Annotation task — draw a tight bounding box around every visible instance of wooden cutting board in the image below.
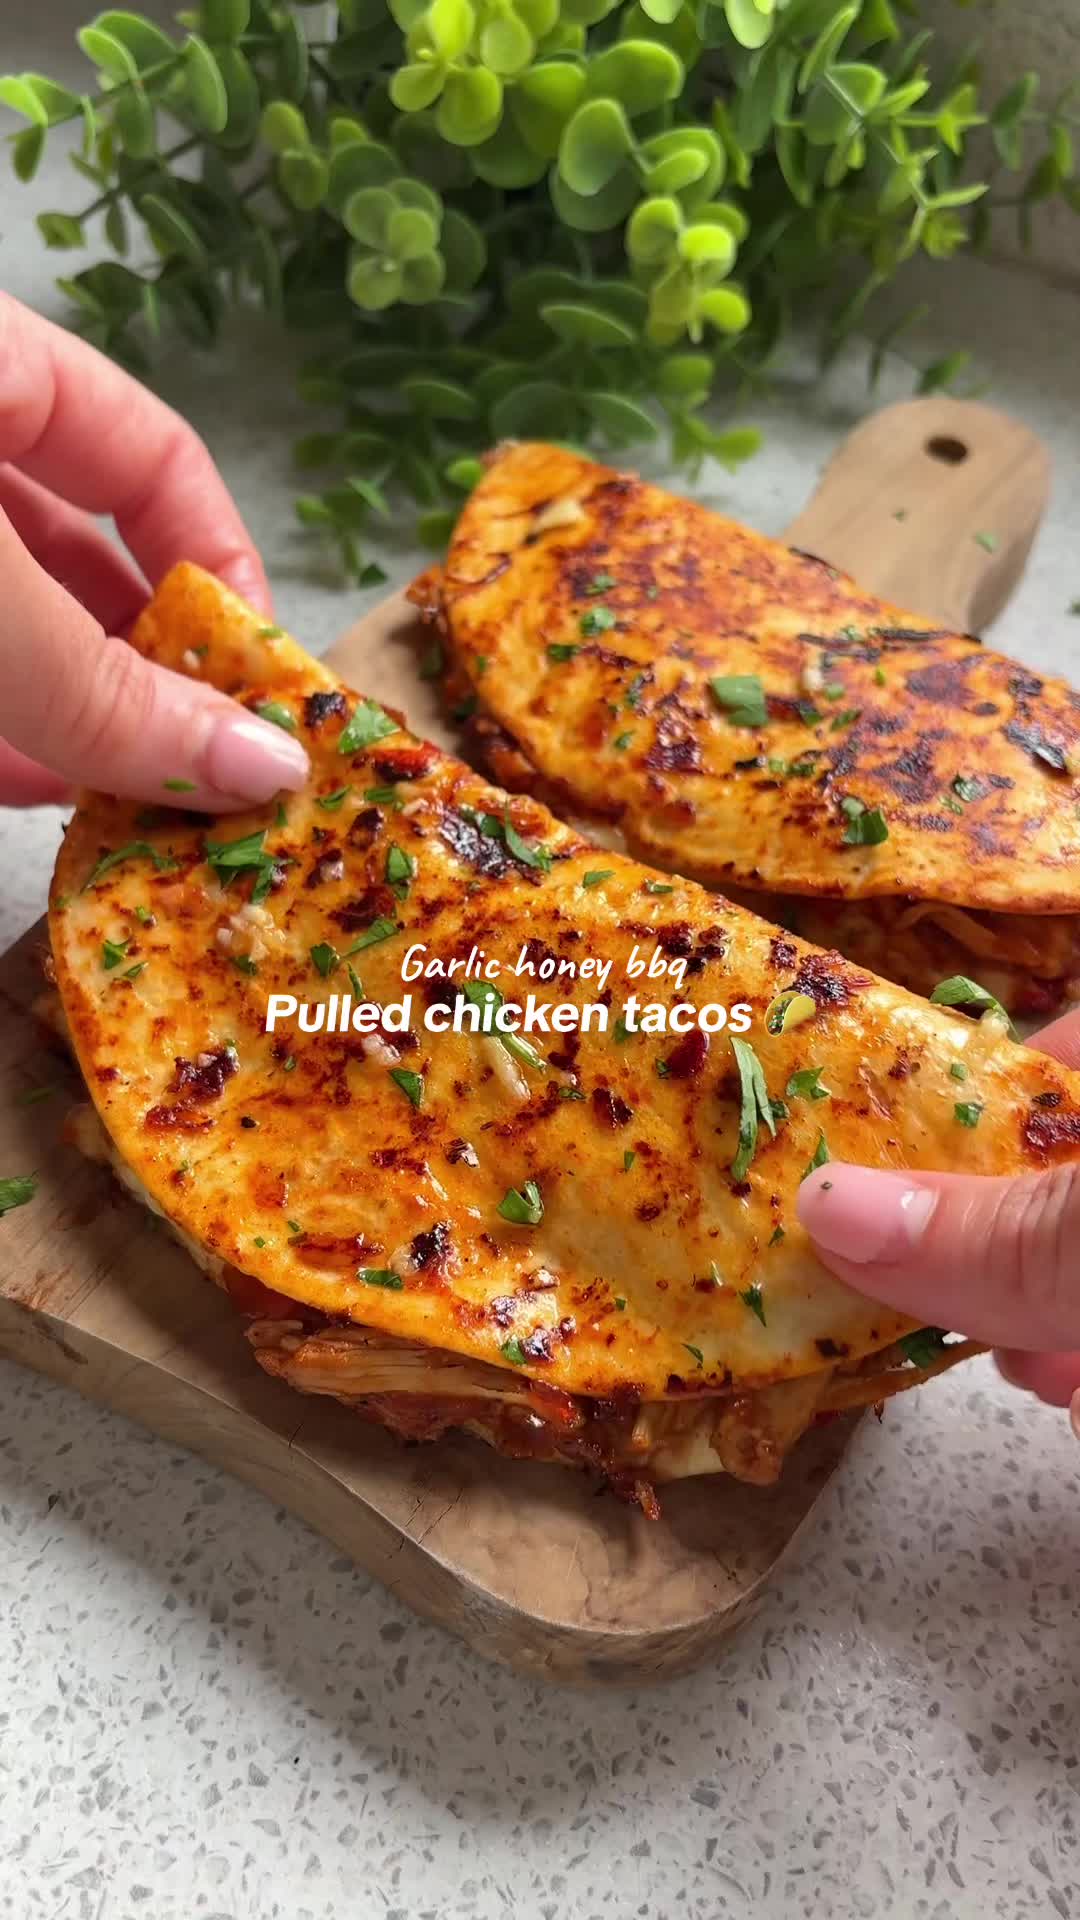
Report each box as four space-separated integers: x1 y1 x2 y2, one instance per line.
0 396 1050 1683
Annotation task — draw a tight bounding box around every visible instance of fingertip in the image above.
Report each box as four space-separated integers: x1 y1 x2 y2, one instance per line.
216 553 274 617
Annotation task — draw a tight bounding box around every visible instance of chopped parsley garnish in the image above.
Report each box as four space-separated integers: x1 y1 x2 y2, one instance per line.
655 1058 670 1078
475 655 489 676
359 1267 404 1290
364 785 403 809
390 1067 424 1110
952 775 983 804
0 1175 37 1218
231 954 259 977
582 870 614 889
613 1016 632 1044
684 1343 704 1367
255 700 297 732
644 880 673 895
801 1130 831 1180
346 963 364 1001
498 1180 544 1226
558 1086 585 1101
974 530 997 553
338 698 399 754
709 674 768 729
623 1150 636 1172
385 843 416 899
786 1066 830 1102
613 731 634 751
829 708 861 732
548 642 582 663
257 623 284 639
950 1061 968 1082
579 605 616 636
461 979 546 1073
768 1225 785 1247
739 1282 766 1326
823 681 845 702
614 1296 627 1311
503 813 551 871
316 786 352 811
874 666 887 687
730 1036 777 1181
163 778 196 792
275 802 288 828
101 937 130 971
930 974 1016 1038
624 672 646 710
121 962 147 982
83 841 176 892
282 1056 297 1073
500 1337 527 1366
288 1219 303 1235
253 1236 266 1248
205 827 275 901
899 1326 948 1369
345 917 400 952
797 700 822 727
587 571 616 594
954 1101 984 1128
310 942 339 978
841 797 889 846
134 905 153 925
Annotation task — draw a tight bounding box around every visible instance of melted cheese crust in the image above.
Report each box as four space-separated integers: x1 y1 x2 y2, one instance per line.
432 442 1080 929
48 563 1080 1409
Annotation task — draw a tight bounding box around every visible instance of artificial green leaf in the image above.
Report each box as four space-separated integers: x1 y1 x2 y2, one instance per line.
37 211 86 249
470 118 548 187
114 85 156 157
627 194 682 264
585 41 684 117
182 35 229 134
401 375 476 418
261 98 308 152
12 125 46 181
390 61 444 113
481 13 534 74
540 300 636 347
558 97 633 195
436 65 502 146
725 0 774 51
279 148 329 210
585 391 658 444
510 60 585 157
202 0 250 37
92 11 176 69
77 24 139 81
438 206 486 287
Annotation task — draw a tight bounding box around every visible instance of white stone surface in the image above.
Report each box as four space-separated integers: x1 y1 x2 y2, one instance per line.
3 8 1080 1919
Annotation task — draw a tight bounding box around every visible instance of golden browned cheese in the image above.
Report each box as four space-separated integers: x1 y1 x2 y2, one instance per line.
430 443 1080 1004
49 564 1080 1409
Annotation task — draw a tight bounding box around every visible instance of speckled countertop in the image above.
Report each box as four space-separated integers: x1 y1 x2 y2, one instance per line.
4 10 1080 1918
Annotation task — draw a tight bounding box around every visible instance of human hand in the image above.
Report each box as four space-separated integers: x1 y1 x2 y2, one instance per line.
0 293 309 811
798 1004 1080 1434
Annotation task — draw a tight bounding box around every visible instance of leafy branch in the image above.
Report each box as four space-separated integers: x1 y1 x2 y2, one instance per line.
1 0 1076 580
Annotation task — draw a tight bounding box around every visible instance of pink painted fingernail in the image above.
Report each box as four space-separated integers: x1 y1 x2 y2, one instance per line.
201 711 309 801
797 1164 938 1265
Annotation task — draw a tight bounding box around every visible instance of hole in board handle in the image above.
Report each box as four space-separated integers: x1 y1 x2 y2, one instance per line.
925 434 969 466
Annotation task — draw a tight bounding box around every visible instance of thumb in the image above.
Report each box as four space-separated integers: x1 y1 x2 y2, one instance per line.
797 1160 1080 1352
0 512 309 811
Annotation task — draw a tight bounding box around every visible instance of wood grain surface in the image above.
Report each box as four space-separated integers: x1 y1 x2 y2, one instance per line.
0 396 1050 1682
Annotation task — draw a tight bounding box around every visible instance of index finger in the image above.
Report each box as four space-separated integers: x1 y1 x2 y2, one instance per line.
0 293 271 611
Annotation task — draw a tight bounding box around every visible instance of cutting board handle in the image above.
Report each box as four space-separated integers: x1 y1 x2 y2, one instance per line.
783 395 1051 634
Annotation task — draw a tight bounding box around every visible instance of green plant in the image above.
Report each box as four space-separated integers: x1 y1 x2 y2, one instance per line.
2 2 1077 579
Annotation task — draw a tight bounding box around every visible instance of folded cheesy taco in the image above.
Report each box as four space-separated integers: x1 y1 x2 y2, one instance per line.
415 442 1080 1017
46 564 1080 1512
